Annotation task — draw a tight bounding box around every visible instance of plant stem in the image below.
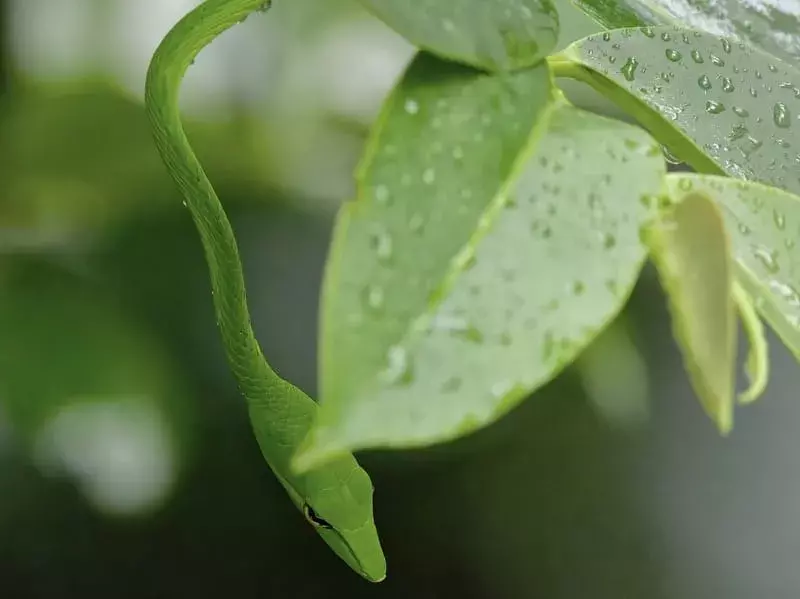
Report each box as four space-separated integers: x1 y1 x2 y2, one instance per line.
547 54 725 177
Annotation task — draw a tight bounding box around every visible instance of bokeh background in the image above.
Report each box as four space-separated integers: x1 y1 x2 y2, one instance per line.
4 1 800 597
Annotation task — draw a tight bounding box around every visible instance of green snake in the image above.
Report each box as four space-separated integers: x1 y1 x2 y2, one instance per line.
144 0 386 581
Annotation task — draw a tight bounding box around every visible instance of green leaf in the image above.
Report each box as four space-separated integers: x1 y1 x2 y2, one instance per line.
570 0 800 64
665 174 800 368
316 54 556 441
732 280 769 404
643 189 736 433
559 27 800 195
296 102 666 470
359 0 559 71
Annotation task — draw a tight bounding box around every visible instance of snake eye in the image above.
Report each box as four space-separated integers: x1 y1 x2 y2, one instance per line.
303 504 333 529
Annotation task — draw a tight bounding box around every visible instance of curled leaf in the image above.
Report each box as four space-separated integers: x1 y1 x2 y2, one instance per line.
643 190 736 433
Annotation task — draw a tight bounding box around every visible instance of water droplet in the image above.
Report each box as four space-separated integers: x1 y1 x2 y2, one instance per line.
750 87 759 98
642 27 655 38
752 245 779 273
620 57 639 82
602 32 611 42
665 48 682 62
432 313 484 344
705 100 726 114
769 63 779 73
769 280 800 306
721 38 732 53
573 281 586 296
774 209 787 230
491 381 514 399
422 168 436 184
728 123 748 141
732 106 749 117
370 230 393 262
602 232 617 249
678 178 693 192
690 49 704 63
710 54 725 67
747 136 763 153
383 345 413 386
698 74 712 90
661 32 672 42
404 99 419 114
721 77 735 92
738 222 751 235
374 184 390 204
786 238 796 250
365 285 385 311
774 102 791 128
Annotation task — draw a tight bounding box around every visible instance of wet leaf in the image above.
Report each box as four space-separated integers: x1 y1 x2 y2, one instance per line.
571 0 800 65
560 27 800 195
643 189 736 433
666 174 800 368
360 0 559 71
313 54 555 447
295 102 665 470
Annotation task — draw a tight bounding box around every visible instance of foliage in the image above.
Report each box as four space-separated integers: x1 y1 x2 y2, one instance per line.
138 0 800 580
293 4 800 469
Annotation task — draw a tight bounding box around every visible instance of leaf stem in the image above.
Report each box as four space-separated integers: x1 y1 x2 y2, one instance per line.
547 54 725 176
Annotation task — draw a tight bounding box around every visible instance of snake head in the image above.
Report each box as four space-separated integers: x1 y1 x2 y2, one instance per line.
300 460 386 582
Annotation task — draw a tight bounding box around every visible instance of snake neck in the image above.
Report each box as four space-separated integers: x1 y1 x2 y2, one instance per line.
144 0 282 406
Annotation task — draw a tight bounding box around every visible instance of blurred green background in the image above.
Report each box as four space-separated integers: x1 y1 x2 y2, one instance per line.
4 1 800 597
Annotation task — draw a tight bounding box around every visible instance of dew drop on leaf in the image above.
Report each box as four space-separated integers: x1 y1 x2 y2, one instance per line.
690 49 704 63
404 99 419 115
773 102 791 128
365 285 385 311
620 57 638 82
370 230 394 262
773 209 787 230
769 280 800 306
705 100 726 114
383 345 413 386
374 184 390 204
698 74 712 90
665 48 682 62
721 77 735 92
752 245 779 273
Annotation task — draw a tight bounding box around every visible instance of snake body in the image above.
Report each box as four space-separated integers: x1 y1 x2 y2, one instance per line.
144 0 385 581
